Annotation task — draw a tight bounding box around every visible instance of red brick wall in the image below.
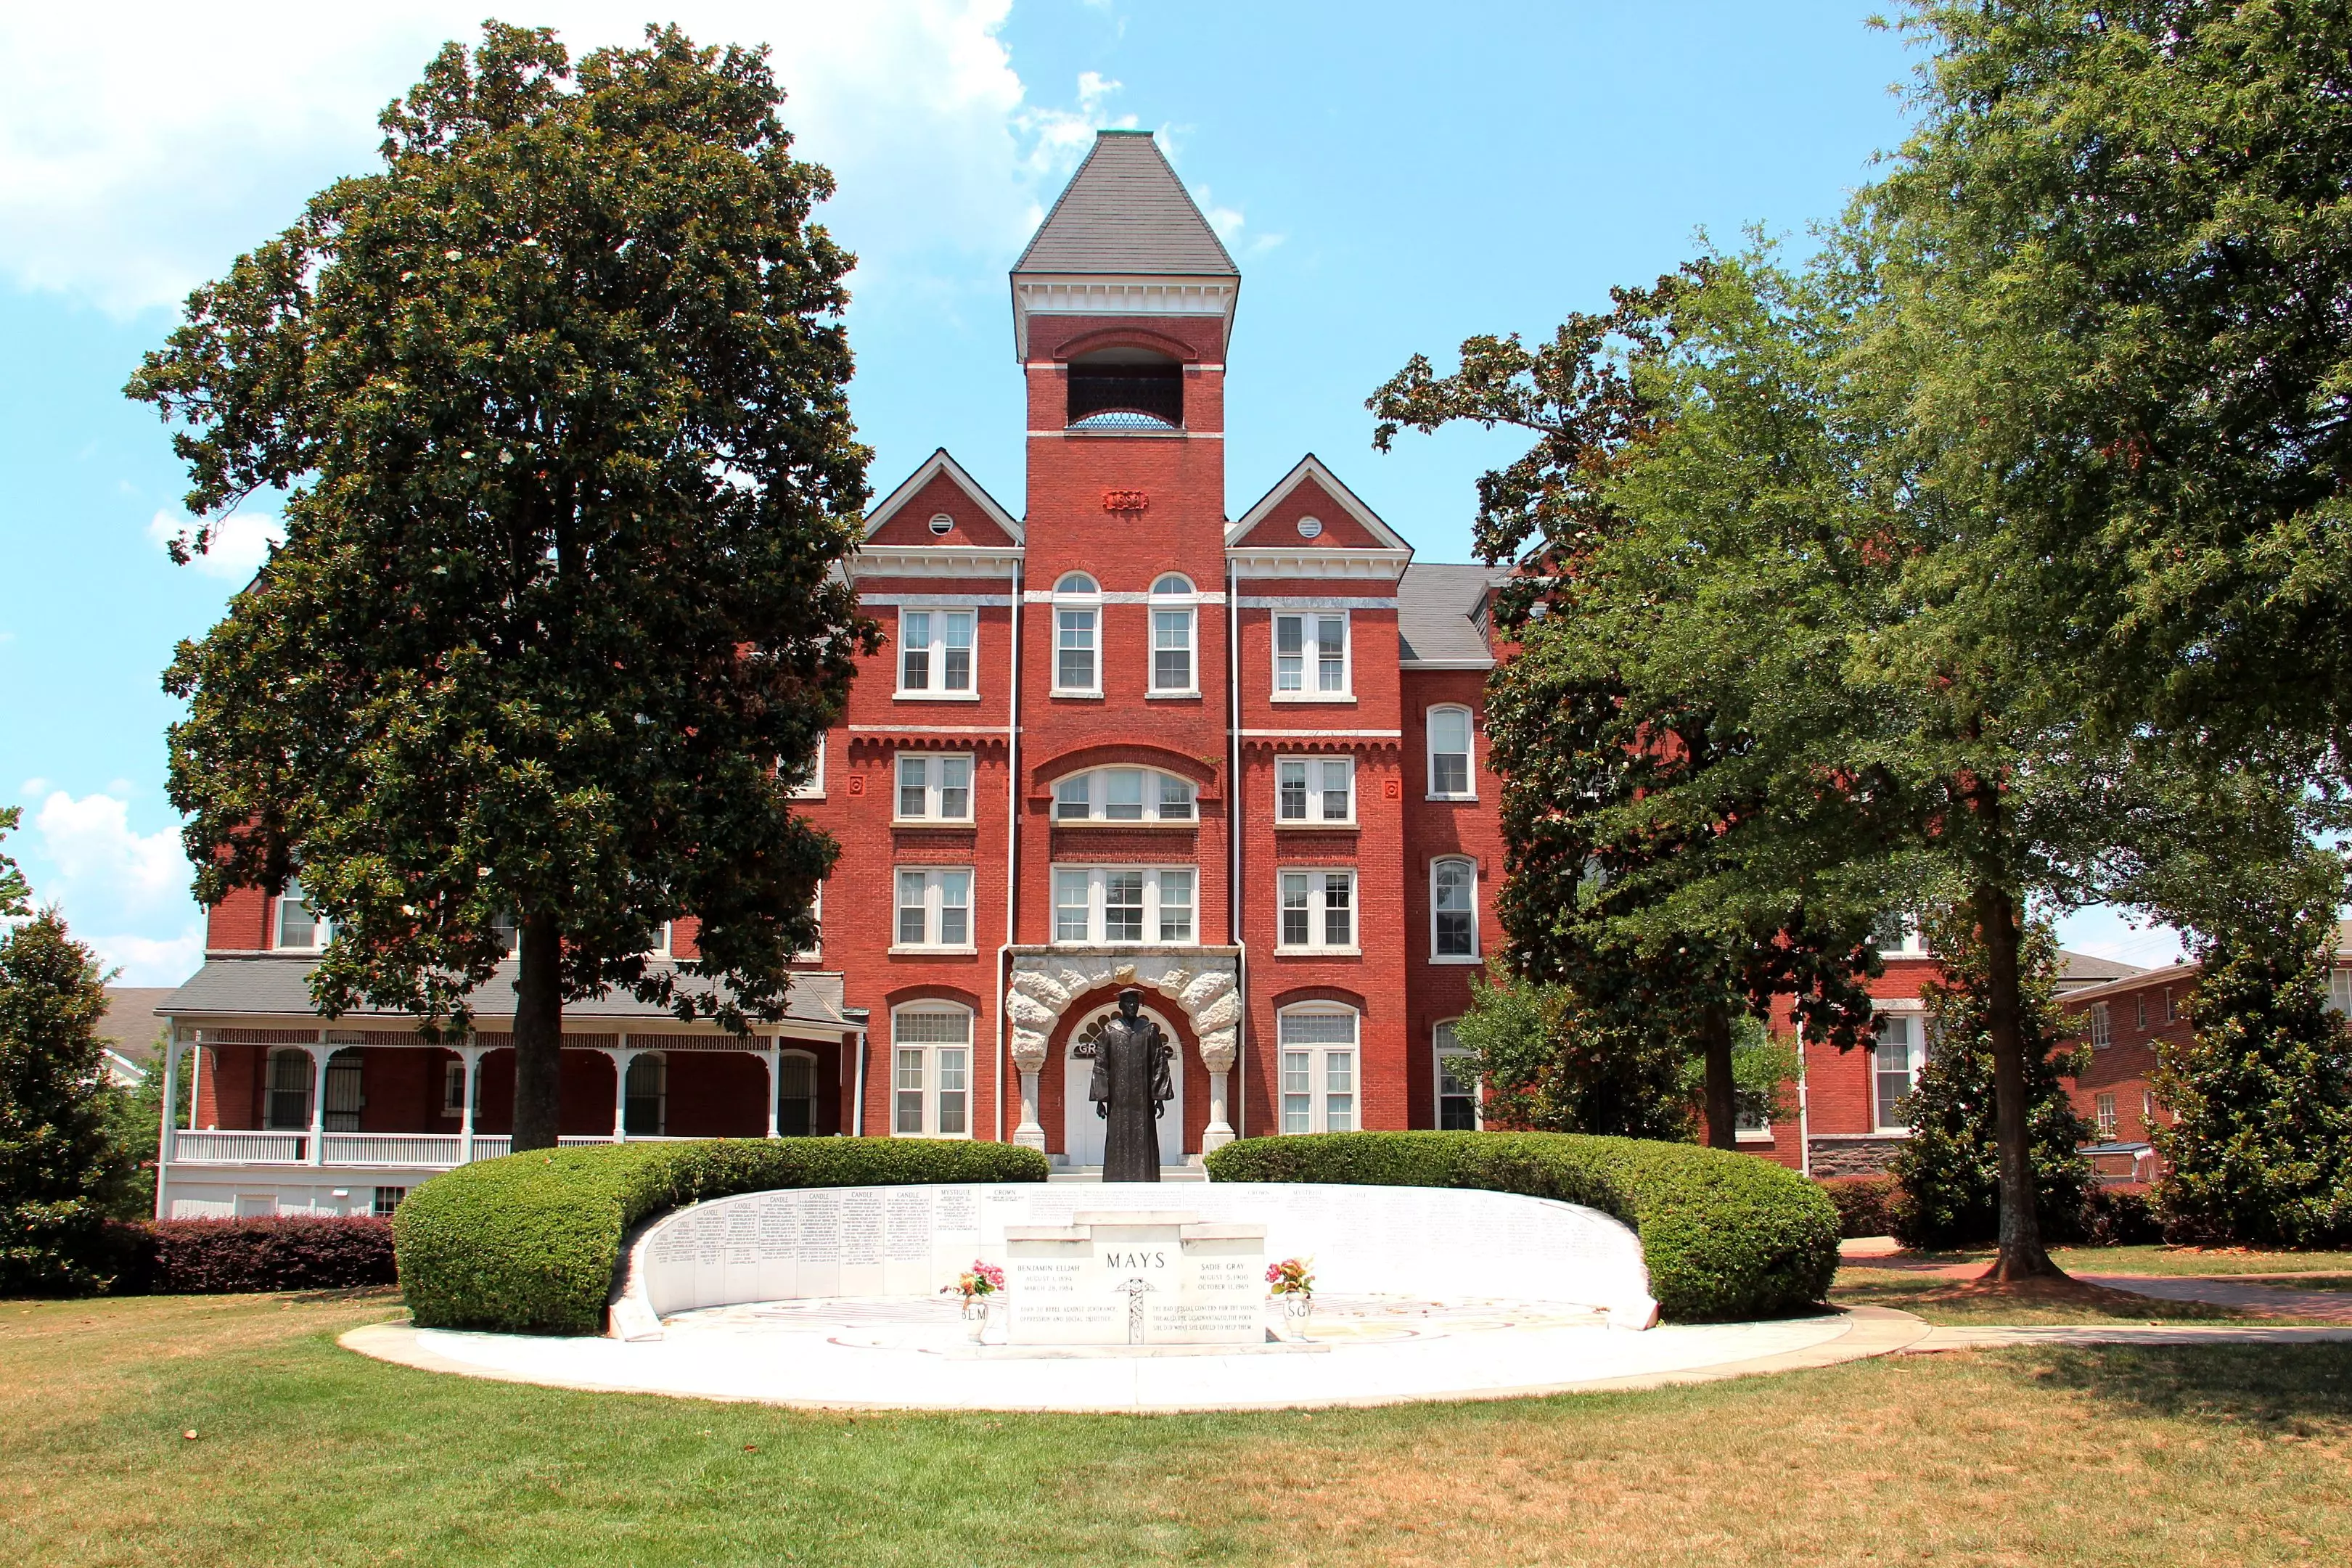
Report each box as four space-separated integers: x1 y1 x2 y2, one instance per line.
1399 668 1505 1128
2060 972 2196 1144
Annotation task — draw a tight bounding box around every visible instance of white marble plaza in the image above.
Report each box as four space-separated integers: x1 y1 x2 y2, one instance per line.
355 1294 1874 1412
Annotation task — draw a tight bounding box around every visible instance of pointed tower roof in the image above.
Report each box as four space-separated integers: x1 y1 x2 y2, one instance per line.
1009 131 1242 361
1014 131 1239 278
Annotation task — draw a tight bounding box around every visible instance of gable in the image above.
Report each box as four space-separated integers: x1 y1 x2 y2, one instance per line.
864 451 1022 548
1226 456 1411 552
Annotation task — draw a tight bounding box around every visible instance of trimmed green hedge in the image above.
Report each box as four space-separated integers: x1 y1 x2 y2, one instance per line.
394 1138 1049 1334
1205 1130 1838 1322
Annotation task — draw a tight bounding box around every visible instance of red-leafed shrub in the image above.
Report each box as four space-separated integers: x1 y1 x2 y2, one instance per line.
121 1216 397 1294
1816 1175 1901 1239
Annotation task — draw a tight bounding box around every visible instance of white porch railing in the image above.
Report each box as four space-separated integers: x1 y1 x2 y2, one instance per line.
172 1130 306 1164
319 1133 465 1167
167 1130 705 1168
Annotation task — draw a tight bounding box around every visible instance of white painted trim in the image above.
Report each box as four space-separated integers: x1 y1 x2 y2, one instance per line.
848 724 1012 735
1239 728 1401 738
1236 596 1397 611
853 549 1025 580
860 594 1014 608
1227 551 1411 580
1021 590 1227 605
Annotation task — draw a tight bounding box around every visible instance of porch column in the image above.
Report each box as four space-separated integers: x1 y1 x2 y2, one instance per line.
154 1026 184 1220
762 1041 781 1138
1015 1070 1045 1151
1199 1025 1239 1154
604 1038 638 1143
457 1043 485 1164
303 1039 332 1165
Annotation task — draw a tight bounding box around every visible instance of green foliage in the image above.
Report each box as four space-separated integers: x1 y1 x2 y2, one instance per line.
0 913 138 1294
1890 909 2093 1249
396 1138 1049 1334
96 1033 188 1222
2155 899 2352 1247
1206 1130 1839 1322
1695 1014 1798 1133
127 23 871 1060
1450 966 1694 1139
0 805 27 918
1816 1175 1901 1240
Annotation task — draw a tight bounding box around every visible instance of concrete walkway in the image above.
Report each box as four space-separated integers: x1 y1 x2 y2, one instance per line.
1914 1322 2352 1351
2080 1274 2352 1323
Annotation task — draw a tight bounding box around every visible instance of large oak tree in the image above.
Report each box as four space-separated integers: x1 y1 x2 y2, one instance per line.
131 24 872 1150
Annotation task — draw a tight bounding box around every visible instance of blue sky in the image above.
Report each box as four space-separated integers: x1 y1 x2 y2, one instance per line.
0 1 2187 981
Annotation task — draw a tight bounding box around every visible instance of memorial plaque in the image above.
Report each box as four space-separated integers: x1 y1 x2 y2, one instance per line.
1004 1212 1266 1347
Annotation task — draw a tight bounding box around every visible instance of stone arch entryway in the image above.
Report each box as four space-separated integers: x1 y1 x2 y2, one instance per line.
1005 947 1240 1155
1058 1001 1187 1170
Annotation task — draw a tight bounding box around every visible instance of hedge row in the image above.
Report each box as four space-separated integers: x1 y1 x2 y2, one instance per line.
1819 1174 2166 1248
394 1138 1049 1334
120 1216 398 1293
1205 1130 1840 1322
1817 1175 1902 1240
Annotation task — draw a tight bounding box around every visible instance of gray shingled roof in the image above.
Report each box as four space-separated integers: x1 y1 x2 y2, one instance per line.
156 955 854 1031
1013 131 1238 278
1397 563 1503 665
2054 949 2150 993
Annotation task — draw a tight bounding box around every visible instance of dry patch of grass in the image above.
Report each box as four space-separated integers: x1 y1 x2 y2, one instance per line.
2052 1246 2352 1276
1830 1268 2279 1325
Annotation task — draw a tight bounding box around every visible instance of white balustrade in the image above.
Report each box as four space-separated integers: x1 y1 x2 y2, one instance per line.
172 1130 306 1165
319 1133 465 1167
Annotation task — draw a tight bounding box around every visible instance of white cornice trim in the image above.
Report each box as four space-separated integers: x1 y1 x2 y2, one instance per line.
862 449 1025 545
1008 276 1239 361
1226 549 1411 581
852 547 1025 580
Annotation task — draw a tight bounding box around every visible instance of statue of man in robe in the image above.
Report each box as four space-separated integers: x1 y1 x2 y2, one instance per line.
1075 988 1174 1181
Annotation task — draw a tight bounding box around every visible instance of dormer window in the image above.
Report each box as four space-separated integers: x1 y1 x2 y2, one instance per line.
1066 350 1182 432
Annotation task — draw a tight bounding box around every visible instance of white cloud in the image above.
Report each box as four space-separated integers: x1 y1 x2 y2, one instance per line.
149 509 284 579
83 924 205 987
2053 905 2190 970
32 789 187 914
1 2 1130 316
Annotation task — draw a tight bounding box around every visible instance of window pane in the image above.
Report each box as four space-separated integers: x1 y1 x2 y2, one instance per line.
1056 776 1091 820
1434 861 1475 956
895 1047 925 1133
901 611 930 689
1324 1051 1356 1133
938 872 970 947
1105 769 1144 820
943 612 972 691
1319 760 1351 821
937 1048 968 1135
1430 707 1470 754
1157 775 1194 819
1275 615 1303 691
1277 760 1306 820
276 880 319 948
1105 871 1144 942
1315 616 1345 691
1279 1011 1357 1046
1322 873 1353 947
896 871 927 945
1057 609 1095 689
1280 872 1310 946
1282 1051 1311 1134
1153 609 1192 691
938 756 970 821
1158 870 1194 943
898 756 927 818
896 1009 970 1043
1054 871 1091 941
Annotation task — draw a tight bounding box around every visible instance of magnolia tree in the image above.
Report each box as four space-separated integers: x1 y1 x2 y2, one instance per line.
129 25 872 1150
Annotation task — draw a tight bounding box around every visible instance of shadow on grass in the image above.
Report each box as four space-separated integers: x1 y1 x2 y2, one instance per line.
2024 1342 2352 1432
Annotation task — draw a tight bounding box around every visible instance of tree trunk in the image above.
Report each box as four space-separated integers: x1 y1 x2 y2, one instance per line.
511 911 564 1152
1700 998 1739 1149
1972 878 2060 1281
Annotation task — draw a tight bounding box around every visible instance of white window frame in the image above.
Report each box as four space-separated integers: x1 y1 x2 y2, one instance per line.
273 879 328 951
646 921 675 959
1271 609 1351 700
1274 755 1356 826
2095 1091 2118 1139
1873 912 1928 957
2134 990 2147 1029
1278 1007 1361 1134
2089 1001 2112 1050
896 606 978 699
1149 575 1197 697
1277 867 1358 953
893 751 975 824
1050 865 1197 946
2327 969 2351 1018
892 866 975 953
1426 705 1475 800
890 1006 973 1138
1434 1021 1481 1130
1430 856 1480 963
1054 574 1102 697
1051 768 1197 824
787 735 826 800
1872 1012 1927 1132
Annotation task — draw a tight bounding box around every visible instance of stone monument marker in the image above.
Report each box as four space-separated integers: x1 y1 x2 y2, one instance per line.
1074 987 1173 1181
1003 1210 1266 1346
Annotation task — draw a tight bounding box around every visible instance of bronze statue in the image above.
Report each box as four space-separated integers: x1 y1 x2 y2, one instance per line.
1075 988 1174 1181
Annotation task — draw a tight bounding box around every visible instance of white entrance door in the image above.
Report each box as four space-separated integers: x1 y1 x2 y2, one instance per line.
1062 1006 1185 1169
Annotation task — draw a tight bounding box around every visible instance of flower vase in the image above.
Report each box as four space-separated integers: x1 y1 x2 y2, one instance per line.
1281 1293 1314 1340
963 1296 993 1344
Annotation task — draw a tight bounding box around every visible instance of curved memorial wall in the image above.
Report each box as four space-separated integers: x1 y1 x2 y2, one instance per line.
609 1181 1658 1340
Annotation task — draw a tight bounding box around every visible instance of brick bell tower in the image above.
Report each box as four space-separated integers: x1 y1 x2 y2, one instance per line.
1002 131 1246 1159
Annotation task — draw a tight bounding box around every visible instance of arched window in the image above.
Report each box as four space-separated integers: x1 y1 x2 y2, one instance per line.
264 1047 313 1130
1434 1021 1481 1130
1065 350 1182 431
1431 858 1478 961
322 1047 364 1132
892 1006 972 1138
1054 575 1101 694
1150 575 1196 693
1277 1006 1359 1134
777 1048 819 1137
1051 766 1195 822
274 879 327 950
624 1051 666 1136
1427 706 1474 798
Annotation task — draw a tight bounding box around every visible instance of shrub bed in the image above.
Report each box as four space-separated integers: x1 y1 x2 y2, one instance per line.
1205 1130 1838 1322
1817 1175 1901 1240
395 1138 1049 1334
115 1216 398 1294
2084 1182 2164 1247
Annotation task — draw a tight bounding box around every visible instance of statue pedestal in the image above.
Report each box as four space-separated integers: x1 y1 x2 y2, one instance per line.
1002 1210 1266 1347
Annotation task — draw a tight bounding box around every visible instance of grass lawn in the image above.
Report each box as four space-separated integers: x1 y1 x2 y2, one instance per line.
1827 1268 2347 1326
5 1292 2352 1567
1884 1246 2352 1277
